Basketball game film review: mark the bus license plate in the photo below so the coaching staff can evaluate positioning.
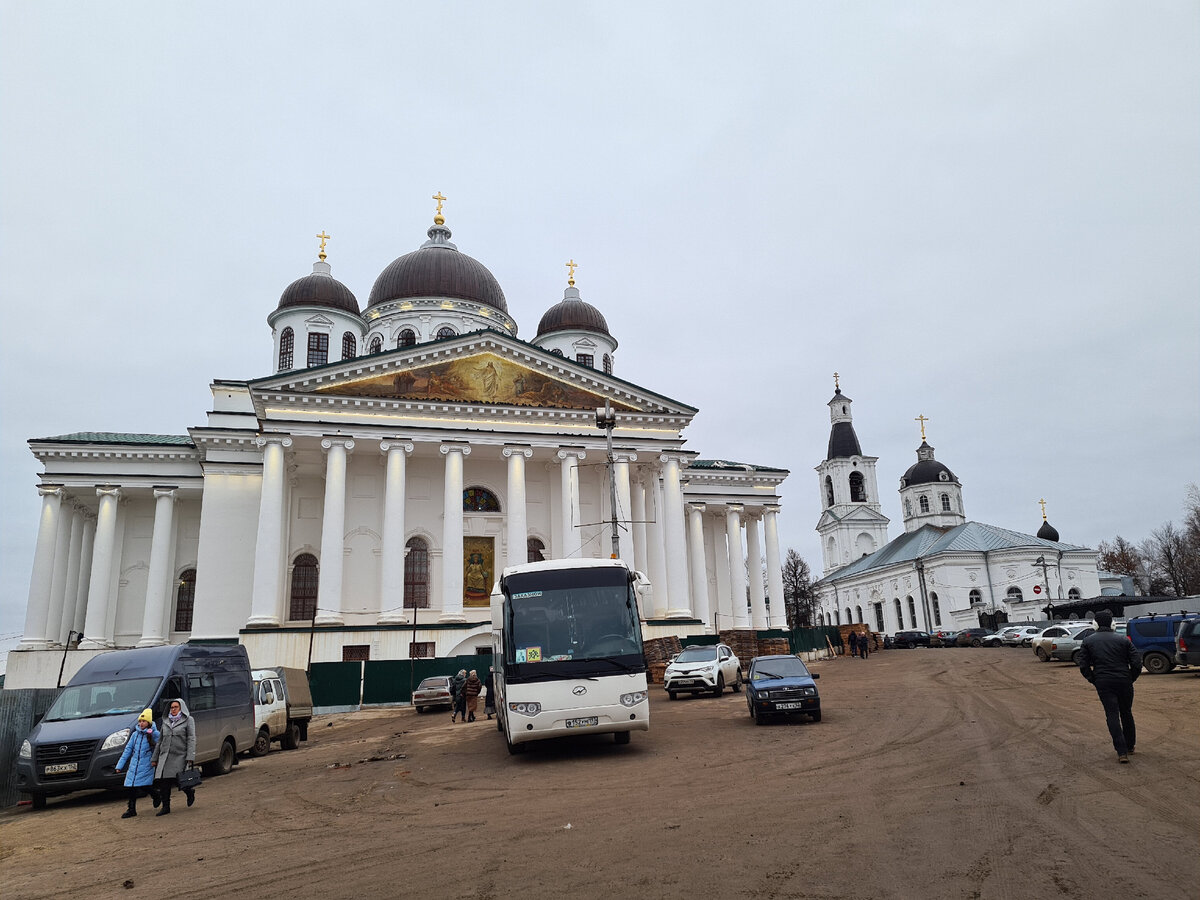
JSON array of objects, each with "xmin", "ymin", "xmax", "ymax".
[
  {"xmin": 775, "ymin": 702, "xmax": 802, "ymax": 710},
  {"xmin": 566, "ymin": 716, "xmax": 598, "ymax": 728},
  {"xmin": 44, "ymin": 762, "xmax": 77, "ymax": 774}
]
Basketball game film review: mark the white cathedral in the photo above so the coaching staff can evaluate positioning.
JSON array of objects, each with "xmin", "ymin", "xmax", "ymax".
[
  {"xmin": 8, "ymin": 200, "xmax": 791, "ymax": 689},
  {"xmin": 812, "ymin": 383, "xmax": 1104, "ymax": 633}
]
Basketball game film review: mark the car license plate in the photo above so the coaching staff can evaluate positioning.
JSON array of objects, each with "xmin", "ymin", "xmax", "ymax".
[
  {"xmin": 775, "ymin": 702, "xmax": 803, "ymax": 710},
  {"xmin": 44, "ymin": 762, "xmax": 77, "ymax": 774},
  {"xmin": 565, "ymin": 716, "xmax": 599, "ymax": 728}
]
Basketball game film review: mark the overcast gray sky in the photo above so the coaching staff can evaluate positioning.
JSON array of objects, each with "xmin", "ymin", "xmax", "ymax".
[{"xmin": 2, "ymin": 2, "xmax": 1198, "ymax": 649}]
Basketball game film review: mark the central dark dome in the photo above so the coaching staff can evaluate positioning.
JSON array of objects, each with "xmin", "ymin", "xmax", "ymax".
[{"xmin": 367, "ymin": 224, "xmax": 507, "ymax": 313}]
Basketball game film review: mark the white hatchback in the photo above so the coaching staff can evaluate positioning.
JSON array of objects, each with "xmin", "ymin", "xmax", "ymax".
[{"xmin": 664, "ymin": 644, "xmax": 743, "ymax": 698}]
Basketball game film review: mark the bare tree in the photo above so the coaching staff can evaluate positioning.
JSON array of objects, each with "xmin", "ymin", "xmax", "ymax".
[
  {"xmin": 1145, "ymin": 522, "xmax": 1195, "ymax": 597},
  {"xmin": 781, "ymin": 549, "xmax": 814, "ymax": 628}
]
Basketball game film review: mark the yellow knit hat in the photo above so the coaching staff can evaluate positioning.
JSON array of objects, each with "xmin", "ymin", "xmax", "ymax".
[{"xmin": 138, "ymin": 708, "xmax": 154, "ymax": 724}]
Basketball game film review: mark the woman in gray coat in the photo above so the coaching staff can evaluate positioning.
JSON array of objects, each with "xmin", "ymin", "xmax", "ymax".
[{"xmin": 151, "ymin": 698, "xmax": 196, "ymax": 815}]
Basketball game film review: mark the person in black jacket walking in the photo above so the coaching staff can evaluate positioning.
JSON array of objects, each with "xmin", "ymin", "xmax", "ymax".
[{"xmin": 1077, "ymin": 610, "xmax": 1142, "ymax": 763}]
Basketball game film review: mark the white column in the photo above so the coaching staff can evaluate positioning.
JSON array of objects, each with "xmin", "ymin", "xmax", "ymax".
[
  {"xmin": 316, "ymin": 438, "xmax": 354, "ymax": 626},
  {"xmin": 613, "ymin": 453, "xmax": 636, "ymax": 563},
  {"xmin": 72, "ymin": 513, "xmax": 96, "ymax": 637},
  {"xmin": 660, "ymin": 455, "xmax": 692, "ymax": 618},
  {"xmin": 726, "ymin": 504, "xmax": 749, "ymax": 628},
  {"xmin": 557, "ymin": 449, "xmax": 585, "ymax": 559},
  {"xmin": 712, "ymin": 510, "xmax": 732, "ymax": 632},
  {"xmin": 138, "ymin": 487, "xmax": 178, "ymax": 646},
  {"xmin": 646, "ymin": 475, "xmax": 669, "ymax": 616},
  {"xmin": 248, "ymin": 436, "xmax": 292, "ymax": 627},
  {"xmin": 18, "ymin": 486, "xmax": 64, "ymax": 650},
  {"xmin": 764, "ymin": 505, "xmax": 787, "ymax": 628},
  {"xmin": 80, "ymin": 486, "xmax": 122, "ymax": 649},
  {"xmin": 378, "ymin": 441, "xmax": 413, "ymax": 624},
  {"xmin": 687, "ymin": 503, "xmax": 711, "ymax": 628},
  {"xmin": 57, "ymin": 508, "xmax": 85, "ymax": 645},
  {"xmin": 504, "ymin": 446, "xmax": 532, "ymax": 571},
  {"xmin": 44, "ymin": 494, "xmax": 75, "ymax": 648},
  {"xmin": 631, "ymin": 478, "xmax": 648, "ymax": 575},
  {"xmin": 440, "ymin": 443, "xmax": 470, "ymax": 622},
  {"xmin": 746, "ymin": 513, "xmax": 768, "ymax": 629}
]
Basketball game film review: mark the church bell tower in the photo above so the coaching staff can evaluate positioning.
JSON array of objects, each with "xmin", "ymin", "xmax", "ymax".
[{"xmin": 814, "ymin": 377, "xmax": 890, "ymax": 575}]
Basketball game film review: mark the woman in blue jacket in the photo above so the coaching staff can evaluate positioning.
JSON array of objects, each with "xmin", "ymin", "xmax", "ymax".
[{"xmin": 114, "ymin": 708, "xmax": 160, "ymax": 818}]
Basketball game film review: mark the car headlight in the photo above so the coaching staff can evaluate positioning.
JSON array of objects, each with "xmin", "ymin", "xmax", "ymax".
[
  {"xmin": 101, "ymin": 727, "xmax": 131, "ymax": 751},
  {"xmin": 620, "ymin": 691, "xmax": 647, "ymax": 707},
  {"xmin": 19, "ymin": 739, "xmax": 32, "ymax": 759},
  {"xmin": 508, "ymin": 702, "xmax": 541, "ymax": 717}
]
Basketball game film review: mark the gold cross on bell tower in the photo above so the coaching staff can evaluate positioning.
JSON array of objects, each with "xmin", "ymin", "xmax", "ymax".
[
  {"xmin": 432, "ymin": 192, "xmax": 446, "ymax": 225},
  {"xmin": 566, "ymin": 259, "xmax": 578, "ymax": 287},
  {"xmin": 1039, "ymin": 498, "xmax": 1048, "ymax": 521},
  {"xmin": 915, "ymin": 414, "xmax": 929, "ymax": 441},
  {"xmin": 316, "ymin": 230, "xmax": 330, "ymax": 261},
  {"xmin": 833, "ymin": 371, "xmax": 840, "ymax": 391}
]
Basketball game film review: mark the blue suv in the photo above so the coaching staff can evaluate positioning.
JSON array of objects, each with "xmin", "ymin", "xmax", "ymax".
[{"xmin": 1126, "ymin": 612, "xmax": 1200, "ymax": 675}]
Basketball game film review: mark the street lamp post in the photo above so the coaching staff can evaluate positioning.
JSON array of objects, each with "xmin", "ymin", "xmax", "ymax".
[
  {"xmin": 1034, "ymin": 555, "xmax": 1052, "ymax": 620},
  {"xmin": 596, "ymin": 403, "xmax": 620, "ymax": 559}
]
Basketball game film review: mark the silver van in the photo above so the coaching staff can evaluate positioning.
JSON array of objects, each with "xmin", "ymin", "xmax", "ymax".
[{"xmin": 16, "ymin": 644, "xmax": 255, "ymax": 809}]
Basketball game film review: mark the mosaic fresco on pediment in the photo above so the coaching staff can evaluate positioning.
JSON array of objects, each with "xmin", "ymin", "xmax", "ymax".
[{"xmin": 316, "ymin": 353, "xmax": 635, "ymax": 411}]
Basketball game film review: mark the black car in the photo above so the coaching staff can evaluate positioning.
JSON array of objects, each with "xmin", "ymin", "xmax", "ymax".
[
  {"xmin": 954, "ymin": 628, "xmax": 994, "ymax": 647},
  {"xmin": 1175, "ymin": 618, "xmax": 1200, "ymax": 668},
  {"xmin": 893, "ymin": 630, "xmax": 931, "ymax": 649},
  {"xmin": 745, "ymin": 655, "xmax": 821, "ymax": 724}
]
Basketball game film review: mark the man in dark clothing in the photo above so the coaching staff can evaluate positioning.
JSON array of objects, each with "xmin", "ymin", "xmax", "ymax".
[
  {"xmin": 1077, "ymin": 610, "xmax": 1142, "ymax": 763},
  {"xmin": 847, "ymin": 631, "xmax": 858, "ymax": 658}
]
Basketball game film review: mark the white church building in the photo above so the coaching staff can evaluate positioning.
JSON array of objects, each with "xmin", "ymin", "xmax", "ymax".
[
  {"xmin": 8, "ymin": 202, "xmax": 790, "ymax": 689},
  {"xmin": 812, "ymin": 384, "xmax": 1102, "ymax": 633}
]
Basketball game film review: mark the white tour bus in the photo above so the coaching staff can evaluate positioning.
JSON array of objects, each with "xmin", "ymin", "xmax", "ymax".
[{"xmin": 491, "ymin": 557, "xmax": 650, "ymax": 753}]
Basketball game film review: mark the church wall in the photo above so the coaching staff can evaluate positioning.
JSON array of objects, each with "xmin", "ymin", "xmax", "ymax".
[
  {"xmin": 191, "ymin": 472, "xmax": 261, "ymax": 639},
  {"xmin": 113, "ymin": 495, "xmax": 154, "ymax": 645}
]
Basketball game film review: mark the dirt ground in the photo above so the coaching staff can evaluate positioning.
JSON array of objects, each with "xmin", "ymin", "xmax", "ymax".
[{"xmin": 2, "ymin": 648, "xmax": 1197, "ymax": 900}]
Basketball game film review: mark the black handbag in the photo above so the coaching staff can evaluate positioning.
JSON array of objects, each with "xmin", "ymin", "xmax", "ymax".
[{"xmin": 176, "ymin": 767, "xmax": 202, "ymax": 790}]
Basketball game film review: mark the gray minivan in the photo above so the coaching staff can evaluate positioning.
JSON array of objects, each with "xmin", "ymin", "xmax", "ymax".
[{"xmin": 16, "ymin": 643, "xmax": 255, "ymax": 808}]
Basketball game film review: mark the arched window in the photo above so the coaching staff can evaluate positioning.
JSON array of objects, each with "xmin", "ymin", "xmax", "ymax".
[
  {"xmin": 941, "ymin": 493, "xmax": 951, "ymax": 512},
  {"xmin": 463, "ymin": 487, "xmax": 500, "ymax": 512},
  {"xmin": 849, "ymin": 471, "xmax": 866, "ymax": 502},
  {"xmin": 341, "ymin": 332, "xmax": 356, "ymax": 360},
  {"xmin": 307, "ymin": 332, "xmax": 329, "ymax": 367},
  {"xmin": 398, "ymin": 328, "xmax": 417, "ymax": 348},
  {"xmin": 824, "ymin": 476, "xmax": 835, "ymax": 508},
  {"xmin": 404, "ymin": 538, "xmax": 430, "ymax": 608},
  {"xmin": 919, "ymin": 495, "xmax": 930, "ymax": 514},
  {"xmin": 894, "ymin": 598, "xmax": 903, "ymax": 628},
  {"xmin": 279, "ymin": 327, "xmax": 294, "ymax": 371},
  {"xmin": 436, "ymin": 326, "xmax": 457, "ymax": 340},
  {"xmin": 969, "ymin": 588, "xmax": 982, "ymax": 605},
  {"xmin": 844, "ymin": 608, "xmax": 852, "ymax": 625},
  {"xmin": 854, "ymin": 605, "xmax": 863, "ymax": 623},
  {"xmin": 1006, "ymin": 586, "xmax": 1023, "ymax": 602},
  {"xmin": 289, "ymin": 554, "xmax": 319, "ymax": 621},
  {"xmin": 369, "ymin": 335, "xmax": 383, "ymax": 354},
  {"xmin": 551, "ymin": 348, "xmax": 564, "ymax": 356},
  {"xmin": 907, "ymin": 596, "xmax": 917, "ymax": 628},
  {"xmin": 527, "ymin": 538, "xmax": 546, "ymax": 563},
  {"xmin": 174, "ymin": 569, "xmax": 196, "ymax": 632},
  {"xmin": 603, "ymin": 354, "xmax": 612, "ymax": 374},
  {"xmin": 1068, "ymin": 587, "xmax": 1081, "ymax": 599},
  {"xmin": 931, "ymin": 592, "xmax": 941, "ymax": 626}
]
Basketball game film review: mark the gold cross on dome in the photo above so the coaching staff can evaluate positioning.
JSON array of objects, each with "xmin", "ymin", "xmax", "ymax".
[
  {"xmin": 432, "ymin": 192, "xmax": 446, "ymax": 225},
  {"xmin": 1039, "ymin": 498, "xmax": 1048, "ymax": 521},
  {"xmin": 915, "ymin": 414, "xmax": 929, "ymax": 441},
  {"xmin": 316, "ymin": 230, "xmax": 330, "ymax": 261},
  {"xmin": 833, "ymin": 371, "xmax": 840, "ymax": 390},
  {"xmin": 566, "ymin": 259, "xmax": 578, "ymax": 286}
]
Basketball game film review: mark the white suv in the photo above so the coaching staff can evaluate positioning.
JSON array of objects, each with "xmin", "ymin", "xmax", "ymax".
[{"xmin": 664, "ymin": 644, "xmax": 742, "ymax": 699}]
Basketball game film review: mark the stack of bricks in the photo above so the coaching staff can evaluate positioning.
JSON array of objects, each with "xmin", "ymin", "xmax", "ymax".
[
  {"xmin": 642, "ymin": 635, "xmax": 683, "ymax": 684},
  {"xmin": 718, "ymin": 630, "xmax": 761, "ymax": 664},
  {"xmin": 836, "ymin": 624, "xmax": 880, "ymax": 653},
  {"xmin": 756, "ymin": 637, "xmax": 791, "ymax": 657}
]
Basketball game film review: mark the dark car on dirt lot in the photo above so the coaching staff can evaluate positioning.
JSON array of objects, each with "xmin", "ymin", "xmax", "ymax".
[
  {"xmin": 893, "ymin": 630, "xmax": 931, "ymax": 649},
  {"xmin": 745, "ymin": 654, "xmax": 821, "ymax": 725},
  {"xmin": 1175, "ymin": 618, "xmax": 1200, "ymax": 668},
  {"xmin": 1128, "ymin": 612, "xmax": 1200, "ymax": 674},
  {"xmin": 955, "ymin": 628, "xmax": 994, "ymax": 647},
  {"xmin": 930, "ymin": 629, "xmax": 960, "ymax": 647}
]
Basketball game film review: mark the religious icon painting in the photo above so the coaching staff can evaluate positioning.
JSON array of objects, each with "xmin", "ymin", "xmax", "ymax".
[{"xmin": 463, "ymin": 536, "xmax": 494, "ymax": 607}]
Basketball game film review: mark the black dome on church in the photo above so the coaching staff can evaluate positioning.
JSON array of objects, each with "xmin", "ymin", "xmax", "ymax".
[
  {"xmin": 900, "ymin": 442, "xmax": 958, "ymax": 486},
  {"xmin": 367, "ymin": 224, "xmax": 508, "ymax": 314},
  {"xmin": 277, "ymin": 272, "xmax": 360, "ymax": 315},
  {"xmin": 827, "ymin": 422, "xmax": 862, "ymax": 459},
  {"xmin": 537, "ymin": 290, "xmax": 610, "ymax": 337},
  {"xmin": 1037, "ymin": 519, "xmax": 1060, "ymax": 542}
]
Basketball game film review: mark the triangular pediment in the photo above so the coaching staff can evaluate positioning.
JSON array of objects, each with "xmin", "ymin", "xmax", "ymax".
[
  {"xmin": 250, "ymin": 330, "xmax": 696, "ymax": 417},
  {"xmin": 304, "ymin": 313, "xmax": 335, "ymax": 326},
  {"xmin": 817, "ymin": 506, "xmax": 890, "ymax": 529}
]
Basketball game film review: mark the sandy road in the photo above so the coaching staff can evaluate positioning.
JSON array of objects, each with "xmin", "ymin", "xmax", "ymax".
[{"xmin": 2, "ymin": 648, "xmax": 1197, "ymax": 900}]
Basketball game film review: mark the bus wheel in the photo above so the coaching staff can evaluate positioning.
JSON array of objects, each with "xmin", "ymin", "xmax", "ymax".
[
  {"xmin": 614, "ymin": 731, "xmax": 630, "ymax": 745},
  {"xmin": 505, "ymin": 727, "xmax": 527, "ymax": 755}
]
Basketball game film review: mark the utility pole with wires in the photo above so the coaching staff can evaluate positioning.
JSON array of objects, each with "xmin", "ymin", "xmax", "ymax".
[{"xmin": 596, "ymin": 402, "xmax": 620, "ymax": 559}]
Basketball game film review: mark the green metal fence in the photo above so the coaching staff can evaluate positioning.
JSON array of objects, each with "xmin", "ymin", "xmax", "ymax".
[
  {"xmin": 310, "ymin": 655, "xmax": 494, "ymax": 707},
  {"xmin": 788, "ymin": 626, "xmax": 842, "ymax": 654}
]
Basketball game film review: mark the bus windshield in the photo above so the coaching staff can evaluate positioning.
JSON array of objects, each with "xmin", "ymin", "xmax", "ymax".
[{"xmin": 504, "ymin": 568, "xmax": 643, "ymax": 668}]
